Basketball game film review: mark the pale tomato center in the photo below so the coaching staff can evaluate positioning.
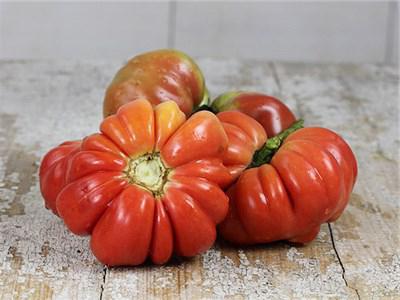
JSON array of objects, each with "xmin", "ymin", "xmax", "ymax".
[{"xmin": 124, "ymin": 153, "xmax": 170, "ymax": 197}]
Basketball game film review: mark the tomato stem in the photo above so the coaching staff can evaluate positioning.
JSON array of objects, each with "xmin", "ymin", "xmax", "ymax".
[
  {"xmin": 191, "ymin": 104, "xmax": 217, "ymax": 114},
  {"xmin": 192, "ymin": 88, "xmax": 212, "ymax": 114},
  {"xmin": 249, "ymin": 119, "xmax": 304, "ymax": 168}
]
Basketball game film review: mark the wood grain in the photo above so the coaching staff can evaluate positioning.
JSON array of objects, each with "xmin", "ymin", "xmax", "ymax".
[{"xmin": 0, "ymin": 59, "xmax": 398, "ymax": 299}]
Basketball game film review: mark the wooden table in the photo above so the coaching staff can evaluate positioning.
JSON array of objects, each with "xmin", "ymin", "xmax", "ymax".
[{"xmin": 0, "ymin": 59, "xmax": 398, "ymax": 299}]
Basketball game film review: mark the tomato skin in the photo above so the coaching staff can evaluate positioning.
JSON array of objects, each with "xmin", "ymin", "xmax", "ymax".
[
  {"xmin": 162, "ymin": 186, "xmax": 216, "ymax": 256},
  {"xmin": 57, "ymin": 172, "xmax": 128, "ymax": 235},
  {"xmin": 166, "ymin": 110, "xmax": 267, "ymax": 188},
  {"xmin": 169, "ymin": 175, "xmax": 229, "ymax": 224},
  {"xmin": 39, "ymin": 99, "xmax": 230, "ymax": 266},
  {"xmin": 216, "ymin": 111, "xmax": 267, "ymax": 180},
  {"xmin": 149, "ymin": 200, "xmax": 174, "ymax": 264},
  {"xmin": 285, "ymin": 127, "xmax": 357, "ymax": 221},
  {"xmin": 219, "ymin": 127, "xmax": 357, "ymax": 245},
  {"xmin": 212, "ymin": 91, "xmax": 296, "ymax": 137},
  {"xmin": 90, "ymin": 185, "xmax": 155, "ymax": 266},
  {"xmin": 161, "ymin": 111, "xmax": 228, "ymax": 167},
  {"xmin": 103, "ymin": 49, "xmax": 208, "ymax": 118},
  {"xmin": 172, "ymin": 158, "xmax": 233, "ymax": 189},
  {"xmin": 39, "ymin": 141, "xmax": 81, "ymax": 215}
]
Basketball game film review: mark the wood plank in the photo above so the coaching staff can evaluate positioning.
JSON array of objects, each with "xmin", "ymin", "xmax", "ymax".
[
  {"xmin": 274, "ymin": 62, "xmax": 400, "ymax": 298},
  {"xmin": 0, "ymin": 114, "xmax": 104, "ymax": 300},
  {"xmin": 0, "ymin": 60, "xmax": 116, "ymax": 299},
  {"xmin": 1, "ymin": 59, "xmax": 397, "ymax": 299},
  {"xmin": 102, "ymin": 228, "xmax": 355, "ymax": 299}
]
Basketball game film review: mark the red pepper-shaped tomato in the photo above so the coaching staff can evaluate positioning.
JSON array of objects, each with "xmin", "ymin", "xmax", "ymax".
[
  {"xmin": 40, "ymin": 99, "xmax": 231, "ymax": 266},
  {"xmin": 219, "ymin": 123, "xmax": 357, "ymax": 245},
  {"xmin": 103, "ymin": 49, "xmax": 209, "ymax": 118},
  {"xmin": 212, "ymin": 91, "xmax": 296, "ymax": 137}
]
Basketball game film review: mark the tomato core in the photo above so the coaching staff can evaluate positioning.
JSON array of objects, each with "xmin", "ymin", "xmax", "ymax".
[{"xmin": 124, "ymin": 153, "xmax": 170, "ymax": 197}]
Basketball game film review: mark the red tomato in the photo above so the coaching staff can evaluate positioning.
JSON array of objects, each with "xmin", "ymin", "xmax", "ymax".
[
  {"xmin": 212, "ymin": 91, "xmax": 296, "ymax": 137},
  {"xmin": 216, "ymin": 111, "xmax": 267, "ymax": 179},
  {"xmin": 40, "ymin": 100, "xmax": 232, "ymax": 266},
  {"xmin": 39, "ymin": 141, "xmax": 81, "ymax": 215},
  {"xmin": 219, "ymin": 126, "xmax": 357, "ymax": 245},
  {"xmin": 103, "ymin": 49, "xmax": 208, "ymax": 118}
]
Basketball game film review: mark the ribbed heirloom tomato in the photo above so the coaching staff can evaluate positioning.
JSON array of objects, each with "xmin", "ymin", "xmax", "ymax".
[
  {"xmin": 40, "ymin": 99, "xmax": 232, "ymax": 266},
  {"xmin": 219, "ymin": 121, "xmax": 358, "ymax": 245},
  {"xmin": 104, "ymin": 49, "xmax": 209, "ymax": 118}
]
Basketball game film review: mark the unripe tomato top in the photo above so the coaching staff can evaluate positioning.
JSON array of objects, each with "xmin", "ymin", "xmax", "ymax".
[{"xmin": 104, "ymin": 49, "xmax": 208, "ymax": 118}]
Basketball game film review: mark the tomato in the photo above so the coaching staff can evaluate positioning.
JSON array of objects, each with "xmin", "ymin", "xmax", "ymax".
[
  {"xmin": 103, "ymin": 49, "xmax": 208, "ymax": 118},
  {"xmin": 39, "ymin": 140, "xmax": 81, "ymax": 215},
  {"xmin": 212, "ymin": 91, "xmax": 296, "ymax": 137},
  {"xmin": 219, "ymin": 124, "xmax": 357, "ymax": 245},
  {"xmin": 216, "ymin": 111, "xmax": 267, "ymax": 179},
  {"xmin": 40, "ymin": 99, "xmax": 232, "ymax": 266}
]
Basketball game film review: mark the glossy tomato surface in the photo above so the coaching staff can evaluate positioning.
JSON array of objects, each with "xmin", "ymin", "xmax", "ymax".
[
  {"xmin": 104, "ymin": 49, "xmax": 208, "ymax": 118},
  {"xmin": 39, "ymin": 140, "xmax": 81, "ymax": 215},
  {"xmin": 212, "ymin": 91, "xmax": 296, "ymax": 137},
  {"xmin": 40, "ymin": 99, "xmax": 231, "ymax": 266},
  {"xmin": 219, "ymin": 127, "xmax": 357, "ymax": 245},
  {"xmin": 216, "ymin": 111, "xmax": 267, "ymax": 180}
]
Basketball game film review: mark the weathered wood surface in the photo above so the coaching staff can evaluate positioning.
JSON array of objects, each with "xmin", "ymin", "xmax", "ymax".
[{"xmin": 0, "ymin": 59, "xmax": 398, "ymax": 299}]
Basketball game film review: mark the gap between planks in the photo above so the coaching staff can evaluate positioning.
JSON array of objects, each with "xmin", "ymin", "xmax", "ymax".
[
  {"xmin": 99, "ymin": 266, "xmax": 107, "ymax": 300},
  {"xmin": 328, "ymin": 223, "xmax": 361, "ymax": 300}
]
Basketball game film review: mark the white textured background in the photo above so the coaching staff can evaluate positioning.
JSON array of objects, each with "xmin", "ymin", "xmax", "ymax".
[{"xmin": 0, "ymin": 1, "xmax": 398, "ymax": 65}]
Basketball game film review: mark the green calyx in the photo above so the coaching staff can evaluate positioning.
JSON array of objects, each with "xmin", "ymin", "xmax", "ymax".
[
  {"xmin": 191, "ymin": 88, "xmax": 216, "ymax": 114},
  {"xmin": 211, "ymin": 91, "xmax": 242, "ymax": 113},
  {"xmin": 198, "ymin": 87, "xmax": 210, "ymax": 108},
  {"xmin": 192, "ymin": 90, "xmax": 243, "ymax": 115},
  {"xmin": 123, "ymin": 153, "xmax": 170, "ymax": 197},
  {"xmin": 249, "ymin": 119, "xmax": 304, "ymax": 168}
]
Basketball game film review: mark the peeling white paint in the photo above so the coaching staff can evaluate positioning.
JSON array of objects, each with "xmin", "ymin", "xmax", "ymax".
[{"xmin": 200, "ymin": 248, "xmax": 277, "ymax": 299}]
